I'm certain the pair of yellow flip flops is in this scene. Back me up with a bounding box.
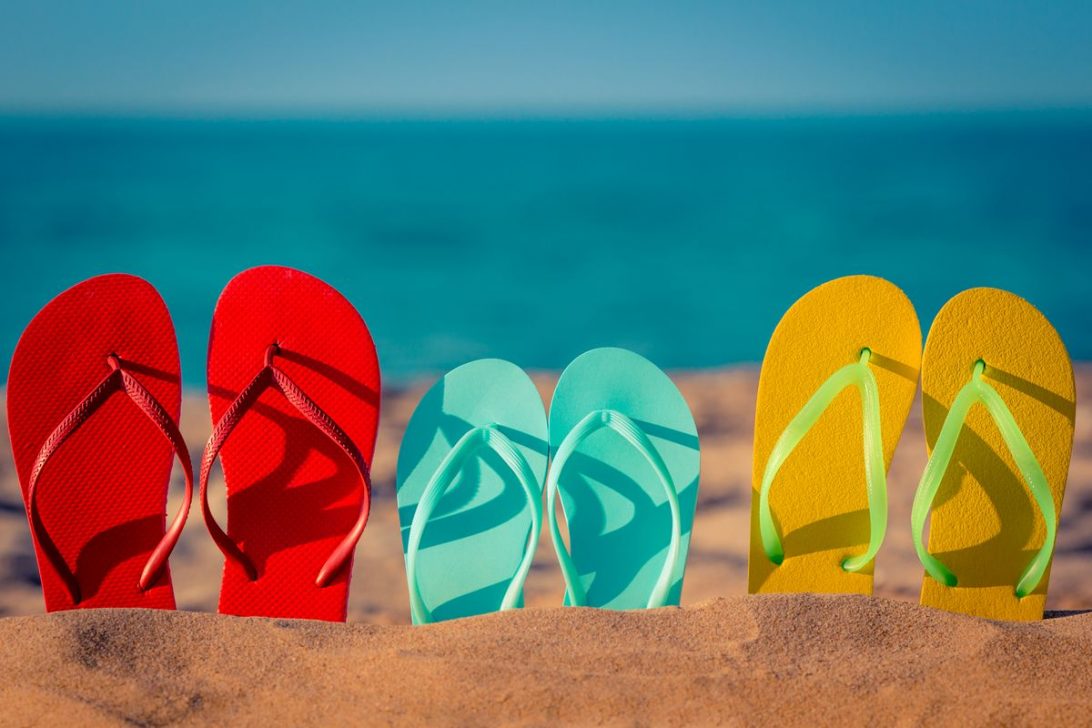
[748,276,1075,621]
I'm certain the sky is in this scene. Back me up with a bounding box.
[1,2,1091,116]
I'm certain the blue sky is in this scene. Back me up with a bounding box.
[2,2,1091,115]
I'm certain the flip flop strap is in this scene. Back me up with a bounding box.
[200,344,372,587]
[546,409,682,609]
[27,354,194,604]
[911,360,1057,598]
[758,348,886,571]
[405,424,542,624]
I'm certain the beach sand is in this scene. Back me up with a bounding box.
[1,595,1089,726]
[1,367,1090,725]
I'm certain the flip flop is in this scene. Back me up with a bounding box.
[911,288,1074,621]
[200,266,380,622]
[7,274,192,612]
[395,359,547,624]
[546,348,700,610]
[748,276,921,595]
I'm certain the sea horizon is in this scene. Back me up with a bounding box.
[2,109,1090,385]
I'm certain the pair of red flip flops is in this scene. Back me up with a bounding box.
[7,266,380,622]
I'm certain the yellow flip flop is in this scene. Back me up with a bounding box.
[912,288,1075,621]
[748,276,921,595]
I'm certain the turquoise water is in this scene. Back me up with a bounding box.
[1,112,1090,384]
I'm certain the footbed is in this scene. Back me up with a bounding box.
[748,276,921,595]
[8,274,182,611]
[206,265,380,621]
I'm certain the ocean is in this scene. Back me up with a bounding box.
[1,112,1090,385]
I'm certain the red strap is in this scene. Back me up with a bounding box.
[27,354,194,605]
[199,344,373,587]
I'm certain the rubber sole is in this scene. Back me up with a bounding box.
[206,266,380,621]
[548,348,700,609]
[395,359,547,623]
[8,274,183,611]
[918,288,1074,620]
[748,276,921,595]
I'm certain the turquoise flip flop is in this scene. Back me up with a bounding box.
[396,359,548,625]
[547,348,700,609]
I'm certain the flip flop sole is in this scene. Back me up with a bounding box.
[919,288,1074,621]
[207,266,380,621]
[395,359,547,623]
[749,275,921,595]
[8,274,182,611]
[549,348,700,609]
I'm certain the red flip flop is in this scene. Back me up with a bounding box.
[201,266,380,622]
[7,274,192,612]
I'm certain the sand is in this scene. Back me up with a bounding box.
[1,367,1091,725]
[0,597,1089,726]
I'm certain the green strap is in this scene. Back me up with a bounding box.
[546,409,682,609]
[405,424,543,624]
[758,348,886,572]
[911,360,1057,598]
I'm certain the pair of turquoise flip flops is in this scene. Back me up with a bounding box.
[395,348,701,624]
